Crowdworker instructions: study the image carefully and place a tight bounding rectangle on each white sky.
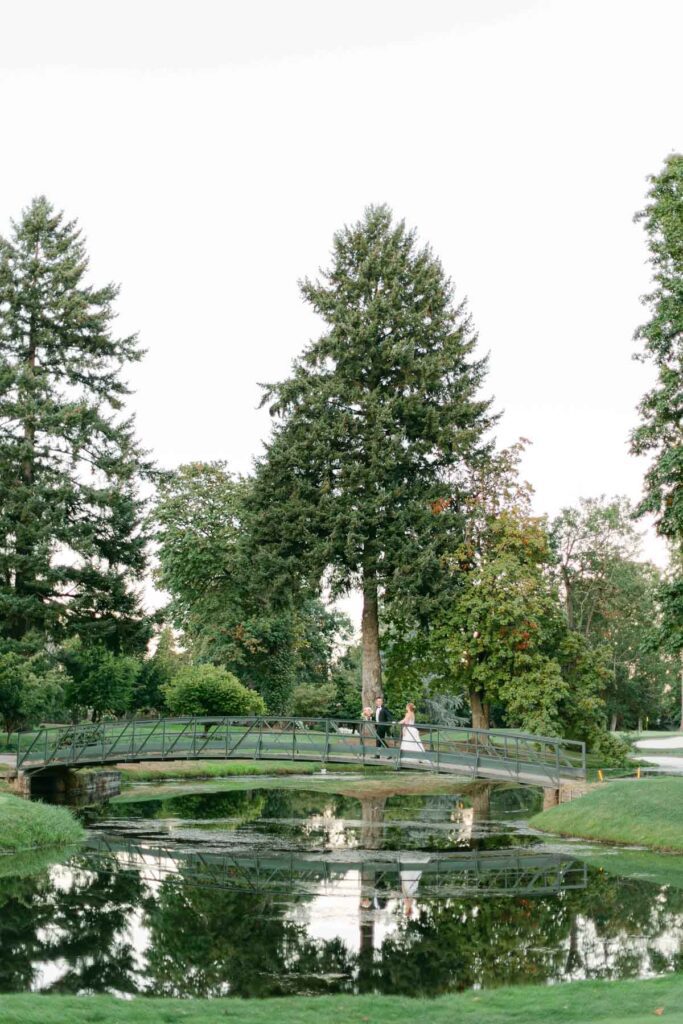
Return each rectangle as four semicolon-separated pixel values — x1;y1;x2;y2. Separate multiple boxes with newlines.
1;0;680;622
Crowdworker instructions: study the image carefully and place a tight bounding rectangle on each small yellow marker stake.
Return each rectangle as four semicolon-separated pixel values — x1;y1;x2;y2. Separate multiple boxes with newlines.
598;769;604;782
636;766;641;779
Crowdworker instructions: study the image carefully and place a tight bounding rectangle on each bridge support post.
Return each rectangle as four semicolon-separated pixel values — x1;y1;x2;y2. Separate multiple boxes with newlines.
543;787;560;810
11;767;121;803
543;782;588;809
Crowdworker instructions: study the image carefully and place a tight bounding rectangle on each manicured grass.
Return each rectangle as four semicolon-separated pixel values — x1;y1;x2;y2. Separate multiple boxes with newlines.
0;793;84;853
531;777;683;851
1;976;683;1024
114;770;470;804
116;759;370;782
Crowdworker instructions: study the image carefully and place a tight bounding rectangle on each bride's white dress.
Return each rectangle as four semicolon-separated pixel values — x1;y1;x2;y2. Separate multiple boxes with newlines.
400;720;425;753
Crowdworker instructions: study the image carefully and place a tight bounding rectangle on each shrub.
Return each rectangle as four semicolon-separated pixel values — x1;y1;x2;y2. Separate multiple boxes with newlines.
290;682;336;719
162;664;266;717
590;730;632;769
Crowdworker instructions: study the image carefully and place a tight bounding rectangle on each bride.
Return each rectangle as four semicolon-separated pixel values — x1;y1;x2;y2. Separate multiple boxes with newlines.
399;702;425;754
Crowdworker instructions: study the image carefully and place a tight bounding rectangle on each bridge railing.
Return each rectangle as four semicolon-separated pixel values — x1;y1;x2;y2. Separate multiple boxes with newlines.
16;716;586;785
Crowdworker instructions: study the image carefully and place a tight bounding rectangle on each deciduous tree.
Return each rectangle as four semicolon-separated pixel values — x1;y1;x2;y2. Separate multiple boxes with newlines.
153;461;350;711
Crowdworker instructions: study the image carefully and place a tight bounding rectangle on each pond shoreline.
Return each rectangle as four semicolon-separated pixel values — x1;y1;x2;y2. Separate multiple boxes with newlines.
530;777;683;853
0;793;84;853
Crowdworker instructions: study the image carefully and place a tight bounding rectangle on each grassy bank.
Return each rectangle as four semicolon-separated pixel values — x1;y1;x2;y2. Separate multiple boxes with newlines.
113;771;472;804
531;777;683;851
0;793;84;853
116;759;370;782
1;976;682;1024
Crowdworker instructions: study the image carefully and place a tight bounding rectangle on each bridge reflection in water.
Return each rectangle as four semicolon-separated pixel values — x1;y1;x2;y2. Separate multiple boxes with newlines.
85;833;588;901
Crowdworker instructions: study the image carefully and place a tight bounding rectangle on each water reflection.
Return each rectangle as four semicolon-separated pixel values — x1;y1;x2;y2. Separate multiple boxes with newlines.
1;781;682;997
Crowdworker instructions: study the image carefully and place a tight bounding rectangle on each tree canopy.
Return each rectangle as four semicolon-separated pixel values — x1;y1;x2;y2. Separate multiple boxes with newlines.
153;461;350;711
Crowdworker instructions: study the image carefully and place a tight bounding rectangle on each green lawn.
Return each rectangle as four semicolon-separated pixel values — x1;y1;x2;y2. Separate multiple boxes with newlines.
116;758;370;782
0;793;84;853
1;976;682;1024
531;777;683;851
114;770;469;804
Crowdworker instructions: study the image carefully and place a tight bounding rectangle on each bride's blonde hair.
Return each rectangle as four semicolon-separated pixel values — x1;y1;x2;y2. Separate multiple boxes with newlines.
406;702;415;712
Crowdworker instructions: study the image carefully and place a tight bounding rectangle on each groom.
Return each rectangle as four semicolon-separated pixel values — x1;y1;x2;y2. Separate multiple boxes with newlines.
374;696;392;752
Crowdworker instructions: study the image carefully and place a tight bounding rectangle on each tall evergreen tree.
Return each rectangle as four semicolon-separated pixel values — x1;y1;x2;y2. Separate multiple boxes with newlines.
254;205;493;706
0;197;151;653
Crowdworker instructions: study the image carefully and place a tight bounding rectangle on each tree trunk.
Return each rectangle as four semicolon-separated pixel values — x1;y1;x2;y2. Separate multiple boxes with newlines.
609;713;618;732
12;319;37;640
470;689;490;730
361;578;382;708
562;568;575;630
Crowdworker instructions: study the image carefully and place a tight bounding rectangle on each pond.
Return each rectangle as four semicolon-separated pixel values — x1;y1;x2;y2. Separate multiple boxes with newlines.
2;776;682;997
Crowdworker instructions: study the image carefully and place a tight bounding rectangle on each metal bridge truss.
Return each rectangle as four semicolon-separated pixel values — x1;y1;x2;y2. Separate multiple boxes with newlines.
17;716;586;788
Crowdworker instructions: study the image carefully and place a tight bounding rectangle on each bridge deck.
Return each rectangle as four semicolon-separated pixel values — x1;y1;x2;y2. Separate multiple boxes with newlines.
16;716;586;789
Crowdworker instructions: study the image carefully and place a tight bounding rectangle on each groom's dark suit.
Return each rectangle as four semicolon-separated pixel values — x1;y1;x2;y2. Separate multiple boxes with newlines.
374;704;392;748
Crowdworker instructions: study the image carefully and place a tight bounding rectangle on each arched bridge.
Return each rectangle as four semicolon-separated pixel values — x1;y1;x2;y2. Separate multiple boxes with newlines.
16;716;586;789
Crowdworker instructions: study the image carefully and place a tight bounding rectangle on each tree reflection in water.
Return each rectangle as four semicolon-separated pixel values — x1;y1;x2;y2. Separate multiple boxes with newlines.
0;783;682;997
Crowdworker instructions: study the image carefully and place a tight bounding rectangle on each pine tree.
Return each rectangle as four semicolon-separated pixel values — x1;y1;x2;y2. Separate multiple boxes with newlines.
254;206;493;706
0;197;151;653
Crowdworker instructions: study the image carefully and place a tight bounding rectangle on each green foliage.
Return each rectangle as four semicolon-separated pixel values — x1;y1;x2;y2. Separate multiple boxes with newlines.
0;197;152;653
552;497;675;729
589;730;632;769
61;640;140;721
290;682;336;718
133;628;184;712
162;664;266;717
435;506;583;736
631;154;683;549
153;462;350;711
330;644;362;719
385;446;614;743
0;650;65;737
253;205;493;701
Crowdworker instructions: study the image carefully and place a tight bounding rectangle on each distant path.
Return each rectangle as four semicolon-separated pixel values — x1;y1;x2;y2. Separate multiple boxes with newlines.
633;736;683;750
634;735;683;774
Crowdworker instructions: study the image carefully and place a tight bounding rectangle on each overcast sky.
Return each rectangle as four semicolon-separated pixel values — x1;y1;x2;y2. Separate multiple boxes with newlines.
1;0;680;617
